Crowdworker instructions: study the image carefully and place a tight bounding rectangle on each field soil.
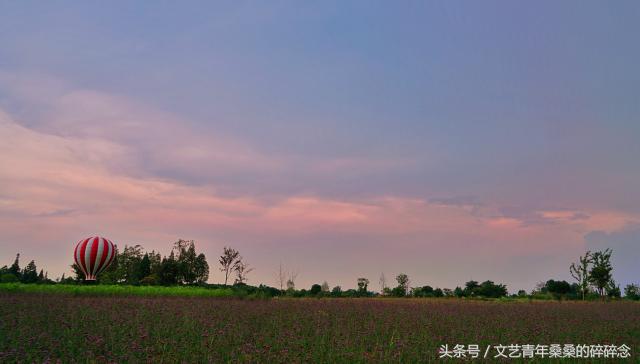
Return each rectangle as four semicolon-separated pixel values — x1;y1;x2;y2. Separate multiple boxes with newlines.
0;293;638;363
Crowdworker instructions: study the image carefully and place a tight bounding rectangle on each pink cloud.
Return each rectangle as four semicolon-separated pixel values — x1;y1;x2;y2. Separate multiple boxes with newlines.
1;81;639;291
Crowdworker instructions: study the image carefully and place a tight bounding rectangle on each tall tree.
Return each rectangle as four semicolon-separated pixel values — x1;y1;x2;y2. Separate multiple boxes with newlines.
174;240;198;284
394;273;409;296
219;247;240;285
139;253;151;280
589;249;613;298
158;251;179;285
570;251;592;300
194;253;209;284
286;269;299;291
9;253;21;279
277;263;287;291
21;260;38;283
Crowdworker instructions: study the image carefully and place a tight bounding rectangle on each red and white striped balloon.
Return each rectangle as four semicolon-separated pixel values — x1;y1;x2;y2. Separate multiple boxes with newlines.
74;236;116;280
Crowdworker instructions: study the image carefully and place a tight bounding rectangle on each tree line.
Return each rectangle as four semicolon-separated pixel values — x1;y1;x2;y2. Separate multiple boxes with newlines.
1;242;638;300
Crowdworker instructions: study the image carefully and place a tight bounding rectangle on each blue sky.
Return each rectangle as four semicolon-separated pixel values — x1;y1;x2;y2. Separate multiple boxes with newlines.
0;1;638;290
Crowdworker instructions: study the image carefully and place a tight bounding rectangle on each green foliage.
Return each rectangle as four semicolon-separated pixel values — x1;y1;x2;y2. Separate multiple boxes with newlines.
0;283;235;297
8;254;21;280
624;284;640;300
589;249;613;298
331;285;342;297
310;284;322;296
21;260;38;284
139;274;159;286
542;280;579;299
0;273;19;283
455;280;508;298
392;273;409;297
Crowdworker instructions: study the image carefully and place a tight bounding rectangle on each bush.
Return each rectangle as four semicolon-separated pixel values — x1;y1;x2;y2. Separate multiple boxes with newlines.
0;274;19;283
140;274;159;286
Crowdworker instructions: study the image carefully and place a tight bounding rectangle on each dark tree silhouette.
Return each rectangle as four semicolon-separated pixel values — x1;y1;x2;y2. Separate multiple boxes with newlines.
219;247;240;285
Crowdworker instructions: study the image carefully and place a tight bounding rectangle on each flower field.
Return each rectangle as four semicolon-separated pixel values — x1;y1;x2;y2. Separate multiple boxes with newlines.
1;293;638;363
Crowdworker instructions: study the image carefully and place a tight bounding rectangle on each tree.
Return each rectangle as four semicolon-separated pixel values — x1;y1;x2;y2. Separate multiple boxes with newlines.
475;280;508;298
174;239;199;284
331;286;342;297
624;284;640;300
545;280;572;298
21;260;38;283
277;263;287;291
589;249;613;298
286;279;295;291
321;281;330;293
71;262;85;281
9;253;21;279
379;272;387;294
357;277;370;294
194;253;209;284
606;279;621;298
393;273;409;297
115;245;144;284
310;284;322;296
38;269;44;282
139;253;151;280
234;258;253;285
158;251;179;285
517;289;527;297
453;286;464;297
570;251;592;300
464;280;479;296
219;247;240;285
414;285;434;297
286;269;299;291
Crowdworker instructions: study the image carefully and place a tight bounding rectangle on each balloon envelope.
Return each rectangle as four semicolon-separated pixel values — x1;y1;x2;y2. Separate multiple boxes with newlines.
74;236;116;280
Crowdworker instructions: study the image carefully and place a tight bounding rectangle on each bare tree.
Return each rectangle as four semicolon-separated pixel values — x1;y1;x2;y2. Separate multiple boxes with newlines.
234;258;254;284
379;272;387;294
286;269;299;291
219;246;240;285
321;281;330;293
570;251;592;300
277;262;287;291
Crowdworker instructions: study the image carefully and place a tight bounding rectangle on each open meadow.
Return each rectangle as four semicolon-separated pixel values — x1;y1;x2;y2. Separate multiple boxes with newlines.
1;288;638;363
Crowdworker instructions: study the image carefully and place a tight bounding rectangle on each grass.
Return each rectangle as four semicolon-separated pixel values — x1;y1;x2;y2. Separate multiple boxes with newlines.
0;283;235;297
0;292;638;363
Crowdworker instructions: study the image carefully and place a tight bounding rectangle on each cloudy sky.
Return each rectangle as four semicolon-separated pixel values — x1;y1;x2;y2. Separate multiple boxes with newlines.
1;1;639;291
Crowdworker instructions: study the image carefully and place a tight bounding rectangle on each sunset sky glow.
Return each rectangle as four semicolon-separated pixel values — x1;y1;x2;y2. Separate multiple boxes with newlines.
1;1;639;291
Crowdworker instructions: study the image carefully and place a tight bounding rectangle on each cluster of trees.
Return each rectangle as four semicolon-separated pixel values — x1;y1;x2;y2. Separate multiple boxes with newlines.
2;244;639;301
2;240;258;288
0;254;55;284
297;274;508;299
568;249;622;299
67;239;210;285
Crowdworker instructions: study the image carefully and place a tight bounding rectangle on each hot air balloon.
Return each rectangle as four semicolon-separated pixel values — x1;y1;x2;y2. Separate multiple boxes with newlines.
74;236;116;281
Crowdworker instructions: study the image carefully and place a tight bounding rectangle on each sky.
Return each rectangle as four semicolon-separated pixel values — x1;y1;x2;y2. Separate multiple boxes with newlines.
1;1;639;292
